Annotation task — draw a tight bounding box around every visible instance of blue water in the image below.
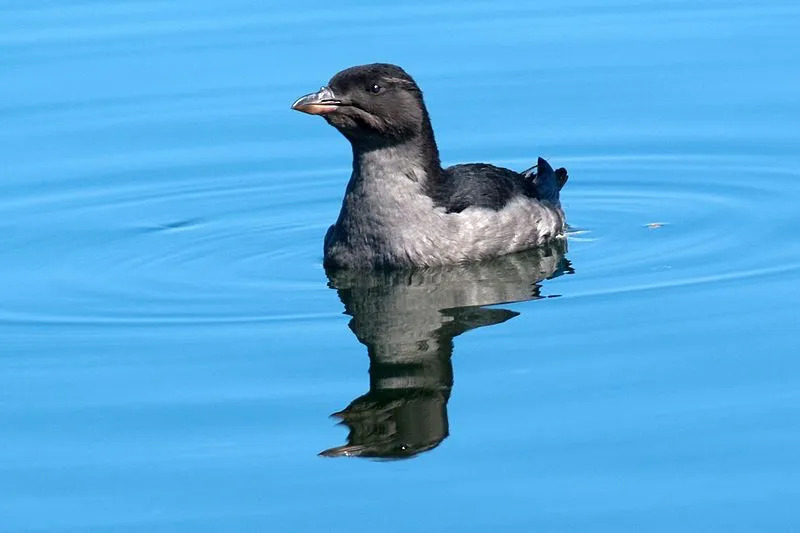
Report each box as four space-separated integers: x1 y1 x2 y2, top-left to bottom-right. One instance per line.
3 1 800 530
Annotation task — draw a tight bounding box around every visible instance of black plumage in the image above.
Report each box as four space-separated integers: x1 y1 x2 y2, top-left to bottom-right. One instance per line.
428 158 567 213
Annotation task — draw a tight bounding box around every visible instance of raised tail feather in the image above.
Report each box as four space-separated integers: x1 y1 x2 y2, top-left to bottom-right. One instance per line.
522 157 568 203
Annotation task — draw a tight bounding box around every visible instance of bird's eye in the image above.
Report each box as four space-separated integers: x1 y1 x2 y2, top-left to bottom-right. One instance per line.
369 83 382 94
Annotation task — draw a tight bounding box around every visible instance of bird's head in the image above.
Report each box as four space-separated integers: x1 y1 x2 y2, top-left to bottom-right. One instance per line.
292 63 432 149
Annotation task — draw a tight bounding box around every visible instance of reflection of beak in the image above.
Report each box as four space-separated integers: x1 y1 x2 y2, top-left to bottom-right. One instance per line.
291 86 342 115
318 444 367 458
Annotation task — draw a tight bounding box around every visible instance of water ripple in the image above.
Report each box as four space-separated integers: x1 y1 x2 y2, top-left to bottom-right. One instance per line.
2 151 798 326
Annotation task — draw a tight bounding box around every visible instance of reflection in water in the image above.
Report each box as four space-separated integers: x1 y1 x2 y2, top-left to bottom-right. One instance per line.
321 241 573 459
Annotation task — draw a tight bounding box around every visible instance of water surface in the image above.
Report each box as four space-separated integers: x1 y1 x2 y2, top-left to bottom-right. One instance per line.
2 1 800 531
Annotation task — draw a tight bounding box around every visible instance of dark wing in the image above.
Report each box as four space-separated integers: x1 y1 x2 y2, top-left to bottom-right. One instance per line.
432 163 537 213
431 158 568 214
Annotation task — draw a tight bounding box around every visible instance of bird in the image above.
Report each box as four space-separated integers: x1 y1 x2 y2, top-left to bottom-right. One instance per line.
291 63 568 270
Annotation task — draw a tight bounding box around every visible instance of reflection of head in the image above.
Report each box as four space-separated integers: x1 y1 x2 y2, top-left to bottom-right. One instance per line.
319 390 450 459
321 242 572 459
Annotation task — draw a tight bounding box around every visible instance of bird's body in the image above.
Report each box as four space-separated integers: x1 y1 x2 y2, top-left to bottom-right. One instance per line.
324 148 565 268
292 63 568 269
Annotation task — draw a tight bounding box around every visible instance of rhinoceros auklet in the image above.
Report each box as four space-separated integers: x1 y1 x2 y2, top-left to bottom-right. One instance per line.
292 63 568 269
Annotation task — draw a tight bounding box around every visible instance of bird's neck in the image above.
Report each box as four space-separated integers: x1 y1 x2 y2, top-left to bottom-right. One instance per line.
331 133 442 253
350 126 442 190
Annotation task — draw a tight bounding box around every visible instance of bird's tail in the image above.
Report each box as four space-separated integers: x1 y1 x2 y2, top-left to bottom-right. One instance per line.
523 157 568 203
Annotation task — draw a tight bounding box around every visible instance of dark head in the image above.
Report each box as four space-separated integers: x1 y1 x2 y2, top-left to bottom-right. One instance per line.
292 63 438 154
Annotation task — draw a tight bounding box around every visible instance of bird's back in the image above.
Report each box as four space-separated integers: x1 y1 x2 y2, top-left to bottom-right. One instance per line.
431 157 567 213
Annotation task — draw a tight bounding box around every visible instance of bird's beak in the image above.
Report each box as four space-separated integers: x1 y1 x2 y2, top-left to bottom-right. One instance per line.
291 86 342 115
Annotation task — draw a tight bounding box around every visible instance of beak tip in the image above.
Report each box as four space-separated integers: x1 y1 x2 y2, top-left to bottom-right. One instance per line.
291 86 340 116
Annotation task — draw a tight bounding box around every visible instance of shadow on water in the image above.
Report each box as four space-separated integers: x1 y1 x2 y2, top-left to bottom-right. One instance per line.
320 241 574 459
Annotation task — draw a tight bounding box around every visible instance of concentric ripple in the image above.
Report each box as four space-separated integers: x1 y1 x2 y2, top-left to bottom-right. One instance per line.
552 154 800 299
3 149 799 326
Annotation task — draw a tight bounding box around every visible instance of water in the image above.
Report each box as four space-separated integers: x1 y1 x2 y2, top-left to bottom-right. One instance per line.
2 0 799 530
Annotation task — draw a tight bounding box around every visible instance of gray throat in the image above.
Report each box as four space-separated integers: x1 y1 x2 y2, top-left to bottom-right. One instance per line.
324 139 442 267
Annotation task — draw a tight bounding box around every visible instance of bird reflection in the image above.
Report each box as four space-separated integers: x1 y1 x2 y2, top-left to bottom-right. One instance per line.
320 241 573 459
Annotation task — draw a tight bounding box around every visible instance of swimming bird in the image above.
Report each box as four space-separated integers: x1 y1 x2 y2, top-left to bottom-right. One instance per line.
292 63 568 269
